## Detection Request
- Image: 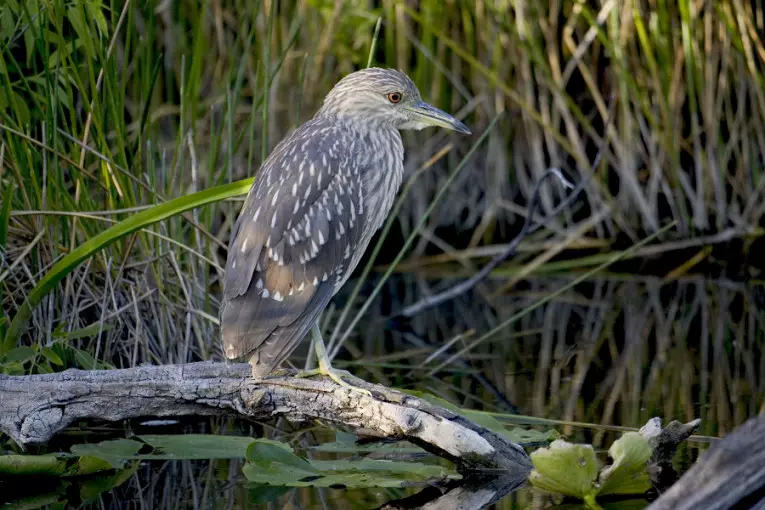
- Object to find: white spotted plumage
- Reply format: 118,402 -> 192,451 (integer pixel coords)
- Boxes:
220,67 -> 463,380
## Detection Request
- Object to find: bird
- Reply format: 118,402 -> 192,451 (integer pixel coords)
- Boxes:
220,67 -> 471,394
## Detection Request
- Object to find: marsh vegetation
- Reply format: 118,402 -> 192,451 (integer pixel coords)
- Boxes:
1,0 -> 764,508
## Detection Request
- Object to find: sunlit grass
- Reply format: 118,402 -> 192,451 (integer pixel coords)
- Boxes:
0,0 -> 763,444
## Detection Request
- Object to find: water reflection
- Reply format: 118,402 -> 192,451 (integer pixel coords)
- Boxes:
2,275 -> 758,509
347,274 -> 764,442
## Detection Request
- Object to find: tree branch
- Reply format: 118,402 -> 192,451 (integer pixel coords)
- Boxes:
0,362 -> 532,473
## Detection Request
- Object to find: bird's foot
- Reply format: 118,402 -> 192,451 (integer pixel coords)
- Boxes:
294,366 -> 372,397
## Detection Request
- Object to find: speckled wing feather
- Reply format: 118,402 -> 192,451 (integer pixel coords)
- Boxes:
220,118 -> 367,376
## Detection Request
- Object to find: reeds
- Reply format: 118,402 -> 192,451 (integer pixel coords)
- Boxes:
1,0 -> 763,444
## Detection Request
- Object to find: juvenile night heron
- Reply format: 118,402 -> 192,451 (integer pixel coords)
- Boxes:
220,68 -> 471,393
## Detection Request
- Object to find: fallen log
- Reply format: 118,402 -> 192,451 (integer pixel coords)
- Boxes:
0,361 -> 532,473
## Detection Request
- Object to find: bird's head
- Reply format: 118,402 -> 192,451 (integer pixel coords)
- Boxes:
317,68 -> 471,134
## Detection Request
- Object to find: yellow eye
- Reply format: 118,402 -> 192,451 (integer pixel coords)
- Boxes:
387,92 -> 403,103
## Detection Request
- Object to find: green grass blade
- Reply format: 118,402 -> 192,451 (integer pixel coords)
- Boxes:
0,181 -> 13,341
2,178 -> 253,351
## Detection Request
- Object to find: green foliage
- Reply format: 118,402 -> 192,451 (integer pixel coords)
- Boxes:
2,178 -> 253,350
598,432 -> 653,496
529,432 -> 654,507
244,438 -> 458,489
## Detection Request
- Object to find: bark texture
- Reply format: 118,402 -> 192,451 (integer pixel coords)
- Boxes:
0,361 -> 531,473
647,412 -> 765,510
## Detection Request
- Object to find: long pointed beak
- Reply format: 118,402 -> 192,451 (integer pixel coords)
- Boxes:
405,101 -> 472,134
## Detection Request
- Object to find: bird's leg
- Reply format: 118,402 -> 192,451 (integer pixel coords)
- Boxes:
294,325 -> 372,397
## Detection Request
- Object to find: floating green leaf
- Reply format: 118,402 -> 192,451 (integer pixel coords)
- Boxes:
247,486 -> 293,504
0,453 -> 67,476
598,432 -> 652,496
246,438 -> 320,479
70,438 -> 143,469
0,452 -> 113,477
244,438 -> 458,489
529,439 -> 600,504
137,434 -> 256,460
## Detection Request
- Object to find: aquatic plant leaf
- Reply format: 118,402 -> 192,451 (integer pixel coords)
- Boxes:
598,432 -> 652,496
244,459 -> 455,489
244,439 -> 458,489
78,463 -> 139,502
0,453 -> 67,476
529,439 -> 600,501
247,486 -> 293,504
70,439 -> 143,468
246,438 -> 320,479
0,452 -> 116,477
136,434 -> 256,459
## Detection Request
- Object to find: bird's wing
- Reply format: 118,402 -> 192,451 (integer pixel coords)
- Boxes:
220,122 -> 367,375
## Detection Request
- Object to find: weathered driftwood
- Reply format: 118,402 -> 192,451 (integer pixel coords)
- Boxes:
647,412 -> 765,510
639,417 -> 702,494
0,361 -> 531,473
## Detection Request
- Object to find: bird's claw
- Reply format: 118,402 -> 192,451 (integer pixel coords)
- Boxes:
295,367 -> 372,397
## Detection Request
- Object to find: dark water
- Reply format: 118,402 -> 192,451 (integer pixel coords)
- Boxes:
2,274 -> 760,509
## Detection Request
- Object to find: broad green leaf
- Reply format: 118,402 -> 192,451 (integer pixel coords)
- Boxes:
78,464 -> 139,502
529,439 -> 600,503
0,454 -> 66,476
3,178 -> 253,350
244,437 -> 457,489
598,432 -> 652,496
247,486 -> 293,504
0,453 -> 113,477
136,434 -> 256,459
4,346 -> 35,363
244,457 -> 457,489
70,438 -> 143,468
246,438 -> 319,479
41,346 -> 64,366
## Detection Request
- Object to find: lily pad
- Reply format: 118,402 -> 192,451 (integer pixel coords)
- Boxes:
598,432 -> 652,496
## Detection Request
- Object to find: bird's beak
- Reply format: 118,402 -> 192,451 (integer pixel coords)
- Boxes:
405,101 -> 472,134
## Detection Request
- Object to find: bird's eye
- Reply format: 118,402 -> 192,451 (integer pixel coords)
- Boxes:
387,92 -> 403,104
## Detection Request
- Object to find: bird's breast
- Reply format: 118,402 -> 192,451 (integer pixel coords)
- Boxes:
359,127 -> 404,233
333,126 -> 404,292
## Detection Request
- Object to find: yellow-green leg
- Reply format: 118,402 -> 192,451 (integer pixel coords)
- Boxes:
295,325 -> 372,397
